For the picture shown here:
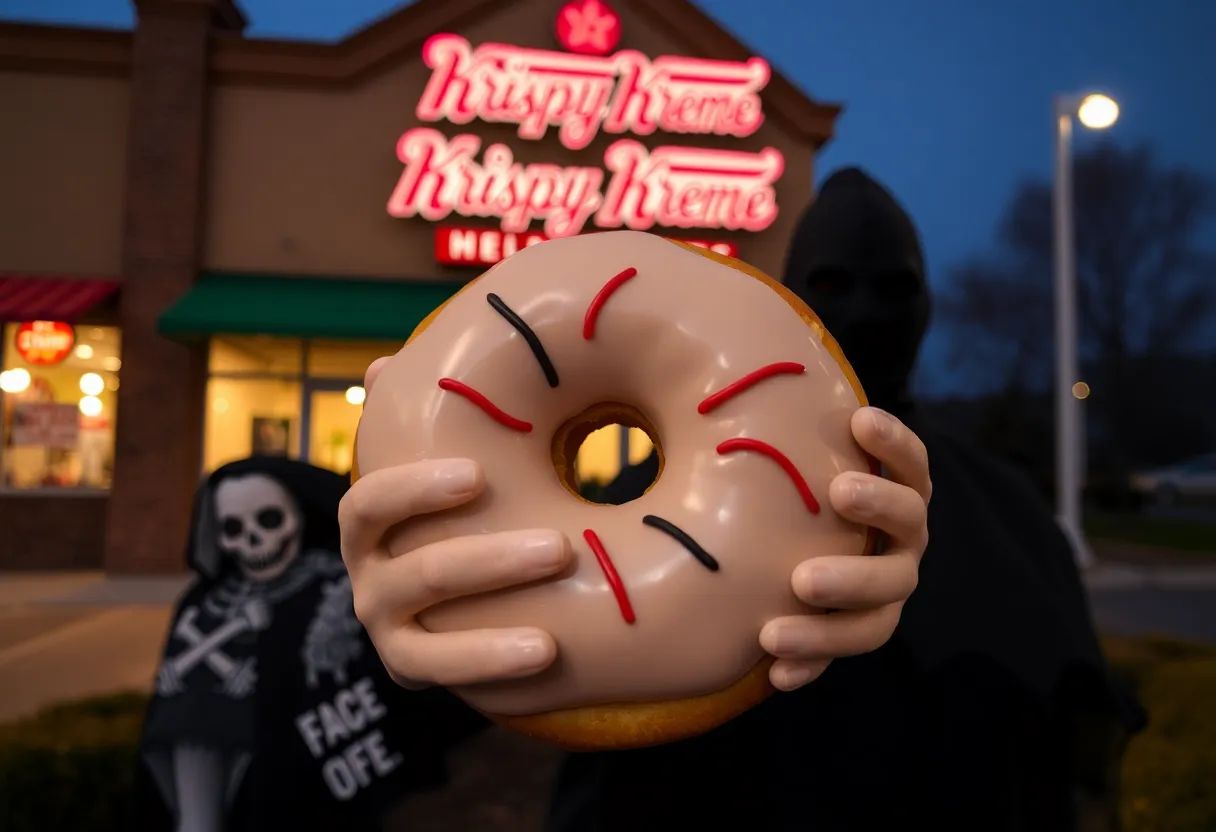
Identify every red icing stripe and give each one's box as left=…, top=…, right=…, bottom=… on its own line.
left=583, top=529, right=636, bottom=624
left=716, top=437, right=821, bottom=514
left=437, top=378, right=533, bottom=433
left=697, top=361, right=807, bottom=415
left=582, top=267, right=638, bottom=340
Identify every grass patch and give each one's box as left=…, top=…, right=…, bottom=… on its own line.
left=1102, top=635, right=1216, bottom=832
left=0, top=640, right=1214, bottom=831
left=1086, top=511, right=1216, bottom=555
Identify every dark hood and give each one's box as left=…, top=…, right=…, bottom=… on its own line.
left=186, top=456, right=349, bottom=578
left=782, top=167, right=930, bottom=415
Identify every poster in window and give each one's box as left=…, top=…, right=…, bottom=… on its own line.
left=251, top=417, right=292, bottom=456
left=9, top=402, right=80, bottom=449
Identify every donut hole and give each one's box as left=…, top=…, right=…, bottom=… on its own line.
left=552, top=402, right=663, bottom=505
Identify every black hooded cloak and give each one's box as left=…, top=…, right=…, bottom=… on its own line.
left=540, top=169, right=1144, bottom=831
left=133, top=457, right=477, bottom=831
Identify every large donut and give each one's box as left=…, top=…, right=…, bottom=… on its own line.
left=354, top=231, right=876, bottom=750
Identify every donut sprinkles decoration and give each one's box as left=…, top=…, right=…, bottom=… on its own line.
left=435, top=268, right=822, bottom=619
left=356, top=230, right=876, bottom=752
left=486, top=292, right=560, bottom=388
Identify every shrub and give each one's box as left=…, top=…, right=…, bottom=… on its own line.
left=1103, top=636, right=1216, bottom=832
left=0, top=691, right=146, bottom=832
left=0, top=640, right=1213, bottom=831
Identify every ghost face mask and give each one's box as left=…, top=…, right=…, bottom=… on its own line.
left=783, top=167, right=931, bottom=414
left=213, top=474, right=303, bottom=582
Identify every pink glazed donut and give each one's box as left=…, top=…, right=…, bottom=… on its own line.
left=354, top=231, right=877, bottom=750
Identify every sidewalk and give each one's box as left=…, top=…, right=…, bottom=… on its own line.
left=0, top=572, right=190, bottom=723
left=1084, top=561, right=1216, bottom=591
left=2, top=551, right=1215, bottom=726
left=1086, top=539, right=1216, bottom=590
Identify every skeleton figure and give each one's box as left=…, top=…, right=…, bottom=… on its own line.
left=214, top=475, right=302, bottom=582
left=140, top=458, right=351, bottom=832
left=155, top=475, right=307, bottom=700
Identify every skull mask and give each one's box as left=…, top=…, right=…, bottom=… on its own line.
left=213, top=474, right=302, bottom=582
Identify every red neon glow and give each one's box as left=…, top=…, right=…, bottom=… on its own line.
left=437, top=378, right=533, bottom=433
left=717, top=437, right=820, bottom=514
left=434, top=227, right=548, bottom=266
left=583, top=529, right=636, bottom=624
left=697, top=362, right=807, bottom=415
left=433, top=225, right=737, bottom=267
left=556, top=0, right=621, bottom=56
left=416, top=34, right=770, bottom=151
left=599, top=140, right=782, bottom=233
left=13, top=321, right=74, bottom=366
left=387, top=129, right=783, bottom=238
left=583, top=267, right=638, bottom=340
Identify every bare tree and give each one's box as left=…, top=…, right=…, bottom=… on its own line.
left=937, top=142, right=1216, bottom=492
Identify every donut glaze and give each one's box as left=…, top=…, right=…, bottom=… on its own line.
left=355, top=231, right=874, bottom=746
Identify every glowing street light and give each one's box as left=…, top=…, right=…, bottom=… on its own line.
left=1053, top=92, right=1119, bottom=570
left=1077, top=94, right=1119, bottom=130
left=345, top=385, right=367, bottom=406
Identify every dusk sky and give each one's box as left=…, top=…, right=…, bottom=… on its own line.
left=4, top=0, right=1214, bottom=393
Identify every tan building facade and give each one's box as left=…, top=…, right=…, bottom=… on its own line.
left=0, top=0, right=840, bottom=573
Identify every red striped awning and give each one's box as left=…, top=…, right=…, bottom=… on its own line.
left=0, top=276, right=120, bottom=322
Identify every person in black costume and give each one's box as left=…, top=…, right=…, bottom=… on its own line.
left=545, top=168, right=1145, bottom=830
left=133, top=457, right=479, bottom=832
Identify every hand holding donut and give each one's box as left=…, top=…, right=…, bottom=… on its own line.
left=346, top=232, right=931, bottom=750
left=760, top=406, right=931, bottom=691
left=341, top=360, right=571, bottom=689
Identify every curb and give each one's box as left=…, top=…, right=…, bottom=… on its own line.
left=1084, top=564, right=1216, bottom=591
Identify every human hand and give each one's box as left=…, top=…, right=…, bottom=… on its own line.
left=759, top=407, right=932, bottom=691
left=341, top=358, right=573, bottom=690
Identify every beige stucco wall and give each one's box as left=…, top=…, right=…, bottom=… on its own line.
left=201, top=0, right=812, bottom=281
left=0, top=72, right=129, bottom=277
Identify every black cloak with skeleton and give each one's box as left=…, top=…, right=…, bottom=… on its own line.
left=134, top=457, right=477, bottom=832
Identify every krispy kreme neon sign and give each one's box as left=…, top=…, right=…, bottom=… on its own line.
left=416, top=33, right=769, bottom=150
left=387, top=31, right=785, bottom=240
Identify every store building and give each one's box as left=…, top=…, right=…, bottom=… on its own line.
left=0, top=0, right=841, bottom=573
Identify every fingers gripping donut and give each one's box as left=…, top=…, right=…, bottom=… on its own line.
left=354, top=231, right=877, bottom=750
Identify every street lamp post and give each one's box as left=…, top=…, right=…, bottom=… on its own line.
left=1052, top=92, right=1118, bottom=570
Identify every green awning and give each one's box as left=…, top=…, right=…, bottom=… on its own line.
left=158, top=272, right=462, bottom=340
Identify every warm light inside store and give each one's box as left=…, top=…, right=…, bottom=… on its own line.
left=0, top=323, right=121, bottom=490
left=1, top=328, right=656, bottom=491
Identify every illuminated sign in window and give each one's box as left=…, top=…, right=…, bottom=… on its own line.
left=13, top=321, right=75, bottom=366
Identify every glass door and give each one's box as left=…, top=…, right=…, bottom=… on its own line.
left=300, top=378, right=365, bottom=475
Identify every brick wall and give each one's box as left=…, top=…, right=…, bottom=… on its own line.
left=0, top=496, right=108, bottom=570
left=103, top=1, right=243, bottom=574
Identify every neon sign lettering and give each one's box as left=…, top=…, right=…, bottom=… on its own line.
left=434, top=224, right=738, bottom=268
left=416, top=34, right=770, bottom=151
left=387, top=129, right=782, bottom=238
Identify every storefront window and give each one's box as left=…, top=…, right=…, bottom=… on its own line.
left=307, top=340, right=397, bottom=379
left=209, top=335, right=303, bottom=375
left=0, top=323, right=121, bottom=490
left=308, top=387, right=362, bottom=473
left=203, top=337, right=397, bottom=475
left=575, top=426, right=656, bottom=486
left=204, top=377, right=303, bottom=471
left=202, top=338, right=657, bottom=482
